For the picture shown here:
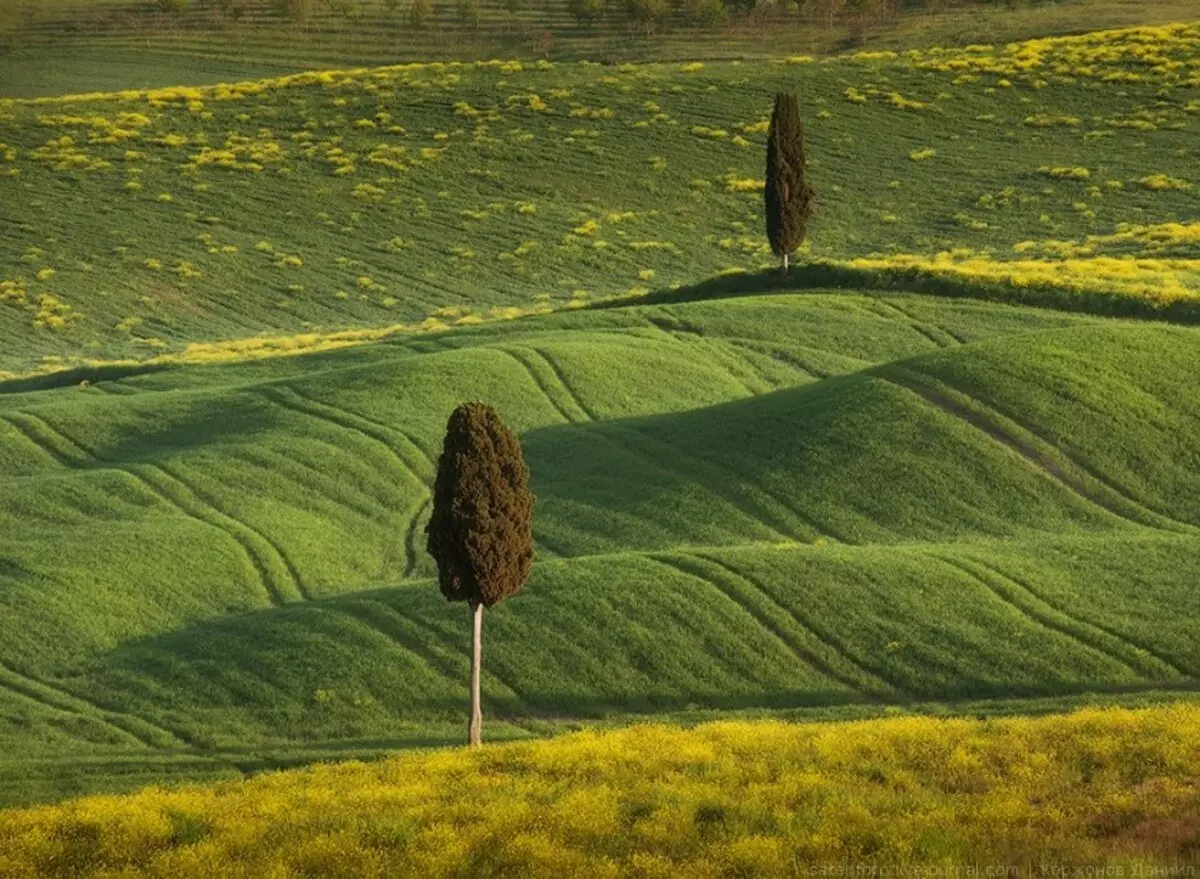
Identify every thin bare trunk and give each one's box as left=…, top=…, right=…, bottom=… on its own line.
left=783, top=252, right=790, bottom=272
left=469, top=600, right=483, bottom=747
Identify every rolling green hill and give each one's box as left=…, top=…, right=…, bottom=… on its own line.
left=1, top=288, right=1199, bottom=806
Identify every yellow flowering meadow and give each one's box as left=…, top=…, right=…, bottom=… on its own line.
left=1, top=704, right=1197, bottom=877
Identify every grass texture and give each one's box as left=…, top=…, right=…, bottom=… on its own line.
left=0, top=290, right=1198, bottom=806
left=0, top=22, right=1199, bottom=378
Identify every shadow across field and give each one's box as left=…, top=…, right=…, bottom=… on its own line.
left=612, top=264, right=1200, bottom=323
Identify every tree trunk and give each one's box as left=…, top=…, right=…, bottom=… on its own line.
left=469, top=600, right=483, bottom=747
left=782, top=252, right=790, bottom=272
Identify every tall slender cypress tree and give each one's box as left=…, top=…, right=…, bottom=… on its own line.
left=765, top=92, right=816, bottom=271
left=426, top=402, right=535, bottom=747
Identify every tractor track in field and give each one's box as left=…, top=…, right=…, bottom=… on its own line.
left=879, top=369, right=1199, bottom=536
left=266, top=385, right=434, bottom=474
left=494, top=345, right=800, bottom=542
left=642, top=315, right=765, bottom=396
left=924, top=373, right=1200, bottom=534
left=705, top=338, right=780, bottom=394
left=0, top=659, right=191, bottom=751
left=869, top=298, right=965, bottom=347
left=648, top=554, right=898, bottom=703
left=697, top=553, right=909, bottom=699
left=961, top=556, right=1193, bottom=680
left=236, top=444, right=384, bottom=521
left=928, top=555, right=1156, bottom=681
left=498, top=343, right=839, bottom=544
left=528, top=347, right=602, bottom=422
left=400, top=495, right=431, bottom=579
left=623, top=425, right=847, bottom=543
left=329, top=599, right=471, bottom=691
left=383, top=601, right=530, bottom=706
left=154, top=459, right=313, bottom=602
left=0, top=411, right=300, bottom=606
left=498, top=347, right=583, bottom=424
left=592, top=424, right=802, bottom=543
left=724, top=337, right=865, bottom=380
left=260, top=385, right=434, bottom=581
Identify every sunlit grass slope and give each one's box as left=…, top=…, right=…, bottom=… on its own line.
left=1, top=22, right=1199, bottom=377
left=0, top=286, right=1198, bottom=805
left=2, top=704, right=1199, bottom=876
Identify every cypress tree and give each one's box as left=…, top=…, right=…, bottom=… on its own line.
left=426, top=402, right=535, bottom=747
left=765, top=91, right=816, bottom=271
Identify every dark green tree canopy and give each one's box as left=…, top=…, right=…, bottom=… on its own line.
left=765, top=91, right=817, bottom=261
left=426, top=402, right=535, bottom=609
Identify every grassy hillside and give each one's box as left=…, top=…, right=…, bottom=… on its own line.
left=1, top=22, right=1199, bottom=378
left=3, top=704, right=1199, bottom=876
left=1, top=288, right=1199, bottom=806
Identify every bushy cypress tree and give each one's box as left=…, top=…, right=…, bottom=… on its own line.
left=765, top=92, right=816, bottom=271
left=426, top=402, right=534, bottom=746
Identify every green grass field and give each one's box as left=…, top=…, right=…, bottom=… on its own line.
left=2, top=20, right=1199, bottom=378
left=0, top=5, right=1197, bottom=825
left=3, top=0, right=1195, bottom=98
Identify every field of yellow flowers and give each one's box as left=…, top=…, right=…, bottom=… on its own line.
left=0, top=22, right=1198, bottom=377
left=1, top=703, right=1197, bottom=876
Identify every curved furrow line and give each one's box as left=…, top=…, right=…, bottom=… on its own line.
left=402, top=495, right=431, bottom=579
left=639, top=317, right=766, bottom=396
left=495, top=347, right=583, bottom=424
left=583, top=424, right=797, bottom=544
left=141, top=461, right=309, bottom=605
left=924, top=371, right=1200, bottom=534
left=6, top=411, right=294, bottom=606
left=724, top=337, right=863, bottom=380
left=236, top=445, right=386, bottom=522
left=928, top=555, right=1157, bottom=680
left=327, top=602, right=471, bottom=696
left=0, top=663, right=149, bottom=750
left=525, top=347, right=604, bottom=422
left=270, top=385, right=434, bottom=478
left=880, top=299, right=970, bottom=345
left=965, top=556, right=1194, bottom=680
left=694, top=338, right=774, bottom=396
left=0, top=659, right=189, bottom=751
left=879, top=369, right=1196, bottom=535
left=647, top=555, right=883, bottom=703
left=383, top=602, right=529, bottom=706
left=0, top=413, right=80, bottom=469
left=869, top=299, right=960, bottom=348
left=693, top=553, right=906, bottom=700
left=265, top=386, right=434, bottom=582
left=620, top=423, right=845, bottom=543
left=717, top=338, right=797, bottom=390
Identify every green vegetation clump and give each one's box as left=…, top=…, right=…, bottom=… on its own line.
left=428, top=402, right=534, bottom=609
left=765, top=92, right=816, bottom=270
